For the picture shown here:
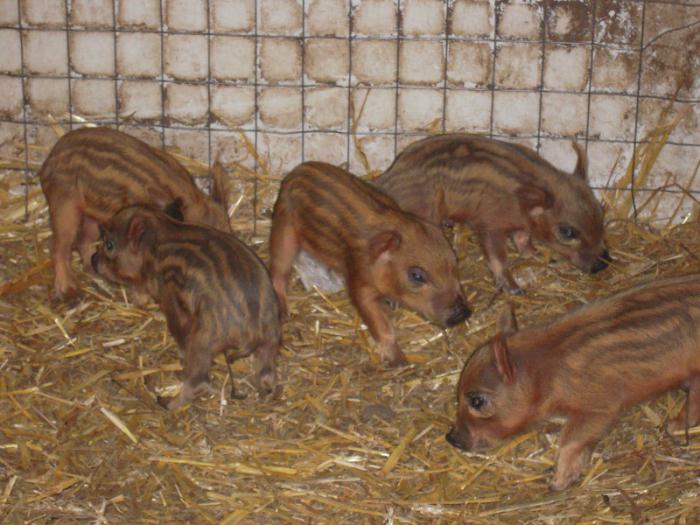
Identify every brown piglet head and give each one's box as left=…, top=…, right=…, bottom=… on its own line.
left=369, top=220, right=471, bottom=328
left=446, top=306, right=534, bottom=451
left=91, top=205, right=162, bottom=286
left=516, top=143, right=610, bottom=275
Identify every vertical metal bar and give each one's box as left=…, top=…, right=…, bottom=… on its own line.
left=535, top=1, right=546, bottom=153
left=301, top=0, right=306, bottom=162
left=346, top=0, right=353, bottom=169
left=17, top=0, right=30, bottom=220
left=584, top=0, right=597, bottom=156
left=441, top=0, right=449, bottom=134
left=393, top=0, right=401, bottom=156
left=64, top=0, right=73, bottom=130
left=253, top=0, right=259, bottom=236
left=206, top=0, right=213, bottom=175
left=488, top=1, right=499, bottom=139
left=629, top=1, right=648, bottom=221
left=159, top=0, right=166, bottom=147
left=112, top=0, right=119, bottom=130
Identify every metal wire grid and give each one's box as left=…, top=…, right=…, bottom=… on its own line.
left=1, top=0, right=700, bottom=223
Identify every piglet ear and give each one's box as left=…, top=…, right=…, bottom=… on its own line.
left=210, top=160, right=229, bottom=208
left=163, top=198, right=185, bottom=222
left=127, top=215, right=147, bottom=247
left=434, top=186, right=448, bottom=222
left=492, top=336, right=515, bottom=384
left=498, top=303, right=518, bottom=334
left=369, top=230, right=402, bottom=261
left=571, top=142, right=588, bottom=181
left=516, top=185, right=553, bottom=218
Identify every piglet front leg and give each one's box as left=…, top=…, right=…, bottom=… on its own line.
left=512, top=230, right=534, bottom=255
left=350, top=284, right=408, bottom=367
left=667, top=376, right=700, bottom=433
left=477, top=229, right=523, bottom=295
left=552, top=413, right=613, bottom=490
left=156, top=285, right=214, bottom=409
left=157, top=330, right=215, bottom=410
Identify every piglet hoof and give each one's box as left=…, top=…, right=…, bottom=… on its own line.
left=498, top=282, right=524, bottom=296
left=256, top=367, right=277, bottom=397
left=55, top=280, right=77, bottom=298
left=131, top=288, right=151, bottom=308
left=230, top=389, right=247, bottom=401
left=55, top=287, right=80, bottom=307
left=549, top=475, right=577, bottom=492
left=503, top=283, right=525, bottom=296
left=666, top=413, right=696, bottom=434
left=550, top=463, right=582, bottom=491
left=156, top=395, right=178, bottom=410
left=382, top=349, right=409, bottom=368
left=495, top=275, right=524, bottom=296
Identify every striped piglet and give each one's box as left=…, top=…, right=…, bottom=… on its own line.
left=92, top=205, right=280, bottom=409
left=447, top=274, right=700, bottom=489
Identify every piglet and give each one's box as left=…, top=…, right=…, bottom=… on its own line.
left=446, top=274, right=700, bottom=490
left=269, top=161, right=471, bottom=367
left=92, top=205, right=280, bottom=409
left=39, top=127, right=230, bottom=301
left=374, top=134, right=610, bottom=294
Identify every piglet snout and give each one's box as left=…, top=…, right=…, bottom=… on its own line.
left=445, top=426, right=472, bottom=450
left=91, top=252, right=99, bottom=273
left=446, top=298, right=471, bottom=327
left=590, top=250, right=611, bottom=274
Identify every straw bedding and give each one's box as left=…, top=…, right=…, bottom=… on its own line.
left=0, top=121, right=699, bottom=524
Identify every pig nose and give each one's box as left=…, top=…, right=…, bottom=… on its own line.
left=590, top=253, right=610, bottom=274
left=445, top=427, right=470, bottom=450
left=446, top=299, right=471, bottom=327
left=91, top=252, right=99, bottom=273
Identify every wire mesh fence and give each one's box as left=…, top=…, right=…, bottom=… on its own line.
left=0, top=0, right=698, bottom=221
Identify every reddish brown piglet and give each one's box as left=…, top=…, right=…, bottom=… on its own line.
left=92, top=205, right=280, bottom=410
left=375, top=134, right=610, bottom=294
left=446, top=274, right=700, bottom=490
left=269, top=161, right=471, bottom=367
left=39, top=127, right=231, bottom=301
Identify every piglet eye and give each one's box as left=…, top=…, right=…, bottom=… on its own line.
left=408, top=266, right=427, bottom=284
left=467, top=392, right=487, bottom=410
left=104, top=239, right=115, bottom=252
left=558, top=225, right=577, bottom=240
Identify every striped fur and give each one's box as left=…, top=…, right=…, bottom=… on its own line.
left=92, top=206, right=279, bottom=410
left=374, top=134, right=608, bottom=293
left=269, top=161, right=470, bottom=366
left=447, top=274, right=700, bottom=489
left=39, top=127, right=230, bottom=301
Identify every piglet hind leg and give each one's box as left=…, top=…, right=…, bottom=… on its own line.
left=269, top=219, right=300, bottom=318
left=253, top=338, right=280, bottom=397
left=667, top=376, right=700, bottom=433
left=551, top=413, right=613, bottom=491
left=350, top=284, right=408, bottom=367
left=477, top=230, right=523, bottom=295
left=49, top=200, right=83, bottom=301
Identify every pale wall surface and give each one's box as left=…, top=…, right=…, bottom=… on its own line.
left=0, top=0, right=699, bottom=220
